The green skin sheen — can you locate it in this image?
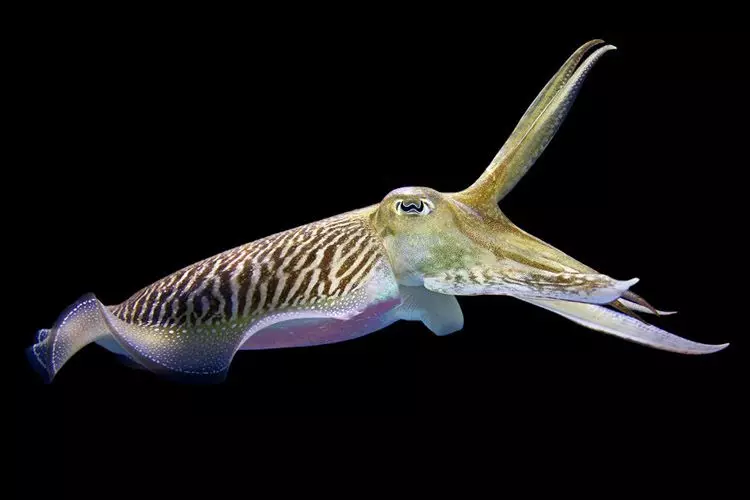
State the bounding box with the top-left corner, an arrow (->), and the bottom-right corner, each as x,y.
374,187 -> 499,286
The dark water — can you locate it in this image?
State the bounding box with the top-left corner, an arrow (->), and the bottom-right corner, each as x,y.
13,27 -> 744,491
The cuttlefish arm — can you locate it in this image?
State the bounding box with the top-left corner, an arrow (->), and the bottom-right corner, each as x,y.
518,298 -> 726,354
423,265 -> 718,353
412,39 -> 726,355
457,39 -> 679,321
619,291 -> 677,316
460,40 -> 617,207
423,263 -> 638,305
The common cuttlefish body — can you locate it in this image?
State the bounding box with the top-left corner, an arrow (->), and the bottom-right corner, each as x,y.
27,40 -> 728,383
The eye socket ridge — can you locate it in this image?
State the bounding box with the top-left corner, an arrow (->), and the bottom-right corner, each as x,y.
395,199 -> 433,215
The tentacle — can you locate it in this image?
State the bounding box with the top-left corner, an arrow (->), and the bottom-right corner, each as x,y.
619,291 -> 677,316
609,299 -> 643,320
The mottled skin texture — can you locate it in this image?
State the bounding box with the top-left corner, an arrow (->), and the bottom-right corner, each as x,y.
27,40 -> 728,383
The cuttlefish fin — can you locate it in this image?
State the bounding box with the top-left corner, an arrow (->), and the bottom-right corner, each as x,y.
518,297 -> 728,355
26,292 -> 231,383
26,293 -> 108,383
459,40 -> 616,207
95,336 -> 150,371
423,264 -> 637,305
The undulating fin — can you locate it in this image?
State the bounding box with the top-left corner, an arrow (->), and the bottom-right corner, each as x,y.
35,328 -> 50,344
26,293 -> 109,383
94,336 -> 148,370
24,292 -> 228,383
459,40 -> 616,206
396,285 -> 464,336
95,335 -> 130,355
518,297 -> 728,354
423,264 -> 637,305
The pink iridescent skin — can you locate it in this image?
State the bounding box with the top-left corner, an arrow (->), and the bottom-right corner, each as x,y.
240,297 -> 402,350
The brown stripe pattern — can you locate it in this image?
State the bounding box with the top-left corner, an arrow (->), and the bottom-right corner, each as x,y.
110,213 -> 384,328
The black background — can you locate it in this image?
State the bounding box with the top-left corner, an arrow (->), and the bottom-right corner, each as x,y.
13,25 -> 745,481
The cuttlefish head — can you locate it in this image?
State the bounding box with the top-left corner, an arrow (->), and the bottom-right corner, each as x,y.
374,186 -> 499,286
370,39 -> 729,355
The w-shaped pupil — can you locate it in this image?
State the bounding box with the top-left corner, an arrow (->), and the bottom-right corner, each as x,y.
400,200 -> 424,213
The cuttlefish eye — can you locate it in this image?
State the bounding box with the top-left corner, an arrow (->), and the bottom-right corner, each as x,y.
395,199 -> 433,216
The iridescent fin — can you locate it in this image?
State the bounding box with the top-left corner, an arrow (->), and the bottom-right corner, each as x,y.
25,293 -> 236,383
27,258 -> 402,383
423,264 -> 637,305
95,308 -> 244,384
519,298 -> 728,354
96,337 -> 148,371
35,328 -> 50,343
26,294 -> 109,383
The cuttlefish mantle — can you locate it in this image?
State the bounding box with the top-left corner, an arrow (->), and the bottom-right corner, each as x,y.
27,39 -> 728,383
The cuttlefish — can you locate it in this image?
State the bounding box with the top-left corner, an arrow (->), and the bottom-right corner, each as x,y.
27,40 -> 729,383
